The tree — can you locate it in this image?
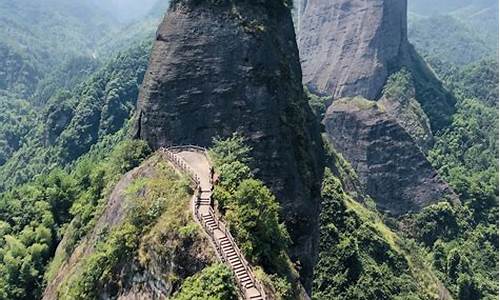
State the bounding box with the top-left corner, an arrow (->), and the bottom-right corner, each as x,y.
173,264 -> 237,300
226,179 -> 289,270
457,274 -> 481,300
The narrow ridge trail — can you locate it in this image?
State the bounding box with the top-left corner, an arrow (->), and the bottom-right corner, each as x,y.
160,146 -> 267,300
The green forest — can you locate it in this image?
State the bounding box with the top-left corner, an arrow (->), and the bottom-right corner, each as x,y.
0,0 -> 497,299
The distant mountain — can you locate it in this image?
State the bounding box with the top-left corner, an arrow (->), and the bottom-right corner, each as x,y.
96,0 -> 171,55
89,0 -> 159,22
0,0 -> 119,97
408,14 -> 496,66
408,0 -> 497,16
408,0 -> 498,58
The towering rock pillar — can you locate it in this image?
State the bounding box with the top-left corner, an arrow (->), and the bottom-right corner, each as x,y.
299,0 -> 409,100
134,0 -> 323,288
298,0 -> 455,132
298,0 -> 459,214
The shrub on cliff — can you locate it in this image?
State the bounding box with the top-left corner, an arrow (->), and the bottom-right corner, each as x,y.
173,263 -> 237,300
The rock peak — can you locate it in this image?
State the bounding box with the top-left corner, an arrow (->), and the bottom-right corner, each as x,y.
298,0 -> 409,100
134,0 -> 323,289
298,0 -> 456,132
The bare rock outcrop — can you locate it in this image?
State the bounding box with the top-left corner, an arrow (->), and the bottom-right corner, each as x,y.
299,0 -> 408,100
322,98 -> 459,215
298,0 -> 456,132
378,68 -> 434,151
133,0 -> 323,289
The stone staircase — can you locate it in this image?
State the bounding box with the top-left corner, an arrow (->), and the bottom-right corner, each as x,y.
160,146 -> 266,300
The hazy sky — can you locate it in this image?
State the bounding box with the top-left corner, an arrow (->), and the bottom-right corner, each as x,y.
90,0 -> 159,22
408,0 -> 498,15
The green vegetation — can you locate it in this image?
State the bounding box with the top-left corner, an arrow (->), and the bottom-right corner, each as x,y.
379,68 -> 434,149
402,202 -> 498,299
429,99 -> 498,225
0,95 -> 35,166
445,59 -> 498,107
226,179 -> 290,270
0,42 -> 151,192
172,263 -> 237,300
409,14 -> 496,66
0,0 -> 117,98
383,68 -> 412,98
0,139 -> 150,300
59,157 -> 199,299
305,86 -> 331,120
400,40 -> 499,299
313,168 -> 436,300
210,134 -> 296,298
210,135 -> 289,269
407,91 -> 499,300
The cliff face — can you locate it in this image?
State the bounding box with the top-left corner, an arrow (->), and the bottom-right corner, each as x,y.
298,0 -> 408,100
298,0 -> 455,132
322,98 -> 459,215
134,0 -> 323,288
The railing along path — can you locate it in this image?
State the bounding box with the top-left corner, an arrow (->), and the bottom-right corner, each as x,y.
160,146 -> 267,300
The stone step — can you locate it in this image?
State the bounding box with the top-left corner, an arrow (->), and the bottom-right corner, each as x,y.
222,246 -> 234,252
206,223 -> 217,229
239,276 -> 251,284
244,282 -> 255,289
229,257 -> 240,264
225,250 -> 237,257
226,250 -> 238,257
222,243 -> 234,249
163,150 -> 266,299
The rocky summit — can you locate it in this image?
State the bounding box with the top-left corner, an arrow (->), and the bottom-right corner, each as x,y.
298,0 -> 456,132
298,0 -> 408,100
134,0 -> 323,288
323,98 -> 459,215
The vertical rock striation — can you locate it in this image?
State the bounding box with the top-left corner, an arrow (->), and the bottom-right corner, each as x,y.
299,0 -> 408,100
297,0 -> 458,215
134,0 -> 323,289
298,0 -> 455,132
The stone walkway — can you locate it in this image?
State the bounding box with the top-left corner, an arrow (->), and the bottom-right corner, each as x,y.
161,147 -> 266,300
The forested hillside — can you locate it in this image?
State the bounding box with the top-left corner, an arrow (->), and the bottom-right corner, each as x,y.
408,0 -> 498,68
0,0 -> 119,98
0,0 -> 497,300
0,42 -> 151,191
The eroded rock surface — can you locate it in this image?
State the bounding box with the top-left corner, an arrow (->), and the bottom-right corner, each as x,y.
322,98 -> 458,215
298,0 -> 409,100
298,0 -> 455,132
378,69 -> 434,151
134,0 -> 323,289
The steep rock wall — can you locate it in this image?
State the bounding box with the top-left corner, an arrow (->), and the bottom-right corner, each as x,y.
298,0 -> 408,100
298,0 -> 455,132
322,98 -> 459,215
133,0 -> 323,289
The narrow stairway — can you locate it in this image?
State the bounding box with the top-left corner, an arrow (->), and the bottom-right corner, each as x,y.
160,146 -> 266,300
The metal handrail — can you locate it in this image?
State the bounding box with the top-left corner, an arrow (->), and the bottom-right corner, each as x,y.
161,145 -> 266,300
